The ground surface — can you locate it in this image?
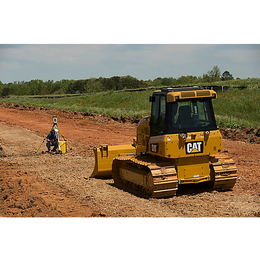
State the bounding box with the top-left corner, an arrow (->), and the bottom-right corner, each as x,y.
0,103 -> 259,217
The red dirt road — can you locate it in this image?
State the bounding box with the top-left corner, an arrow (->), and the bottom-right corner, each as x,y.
0,104 -> 259,217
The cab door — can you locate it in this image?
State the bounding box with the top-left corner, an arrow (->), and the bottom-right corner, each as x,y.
150,94 -> 166,136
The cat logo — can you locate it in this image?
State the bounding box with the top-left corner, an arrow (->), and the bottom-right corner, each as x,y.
186,141 -> 203,154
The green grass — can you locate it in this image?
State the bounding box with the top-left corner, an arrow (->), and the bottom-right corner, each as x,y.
0,87 -> 259,129
213,87 -> 260,128
0,90 -> 154,118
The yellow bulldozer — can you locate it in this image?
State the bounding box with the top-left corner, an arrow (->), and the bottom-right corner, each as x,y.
91,87 -> 237,198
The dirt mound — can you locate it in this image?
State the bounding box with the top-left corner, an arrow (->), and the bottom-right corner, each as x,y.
220,127 -> 260,144
0,102 -> 140,124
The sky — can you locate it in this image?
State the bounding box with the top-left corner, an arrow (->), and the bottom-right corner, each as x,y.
0,44 -> 259,84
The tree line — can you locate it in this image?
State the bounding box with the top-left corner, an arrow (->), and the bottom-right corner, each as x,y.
149,66 -> 234,86
0,76 -> 150,97
0,66 -> 235,97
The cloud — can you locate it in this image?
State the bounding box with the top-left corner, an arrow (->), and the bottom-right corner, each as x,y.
0,60 -> 21,72
0,44 -> 220,71
103,44 -> 214,68
0,44 -> 259,83
0,45 -> 106,65
216,45 -> 260,63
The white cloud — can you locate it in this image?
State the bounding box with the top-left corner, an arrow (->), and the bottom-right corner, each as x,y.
0,45 -> 107,65
0,60 -> 21,72
0,44 -> 259,83
106,45 -> 214,68
217,46 -> 260,63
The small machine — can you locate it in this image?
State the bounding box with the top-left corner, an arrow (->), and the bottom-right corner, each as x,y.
91,87 -> 237,198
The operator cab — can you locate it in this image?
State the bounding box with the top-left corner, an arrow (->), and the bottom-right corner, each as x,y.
150,87 -> 217,136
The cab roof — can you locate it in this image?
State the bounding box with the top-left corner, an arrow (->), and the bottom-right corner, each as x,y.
153,87 -> 217,102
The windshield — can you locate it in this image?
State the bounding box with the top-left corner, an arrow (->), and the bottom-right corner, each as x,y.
167,98 -> 217,133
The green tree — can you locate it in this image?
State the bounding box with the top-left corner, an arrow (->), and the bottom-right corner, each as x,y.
208,65 -> 221,81
1,86 -> 10,97
67,80 -> 85,94
221,71 -> 234,81
203,66 -> 221,82
152,77 -> 163,86
177,75 -> 197,85
50,81 -> 62,94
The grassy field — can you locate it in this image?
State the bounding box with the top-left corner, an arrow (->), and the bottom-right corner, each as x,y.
213,87 -> 260,128
197,77 -> 260,88
0,87 -> 259,129
0,90 -> 154,118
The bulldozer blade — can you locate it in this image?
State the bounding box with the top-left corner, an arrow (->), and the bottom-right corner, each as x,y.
90,144 -> 136,179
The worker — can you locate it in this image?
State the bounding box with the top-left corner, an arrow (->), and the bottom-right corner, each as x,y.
46,129 -> 58,152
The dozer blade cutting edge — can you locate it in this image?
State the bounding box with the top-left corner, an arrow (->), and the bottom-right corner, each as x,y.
90,144 -> 136,179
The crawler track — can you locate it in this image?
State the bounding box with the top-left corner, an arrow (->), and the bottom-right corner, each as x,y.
113,153 -> 238,198
112,156 -> 178,198
210,153 -> 238,190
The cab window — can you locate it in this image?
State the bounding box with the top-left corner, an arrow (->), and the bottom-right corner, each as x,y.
150,95 -> 166,136
168,99 -> 217,133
